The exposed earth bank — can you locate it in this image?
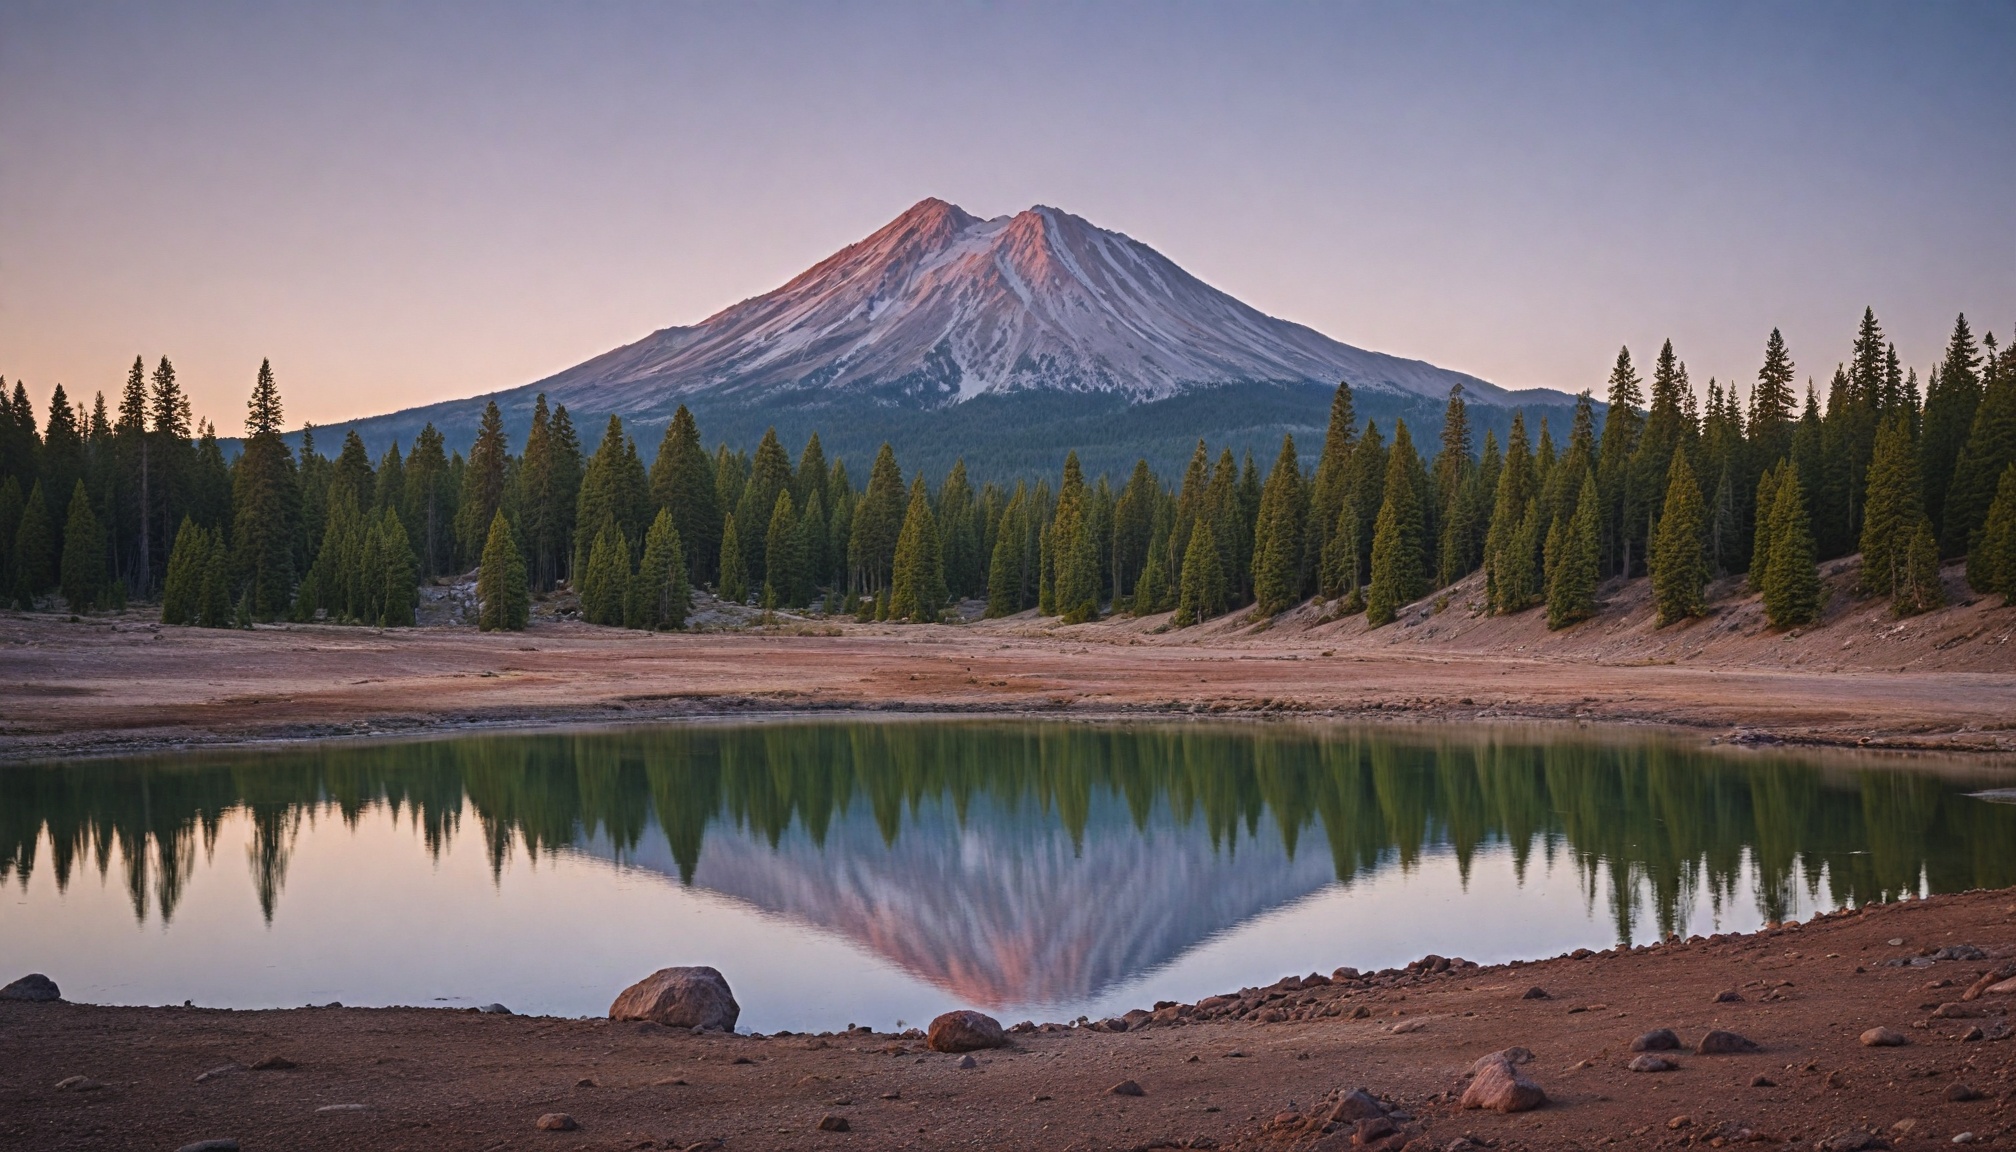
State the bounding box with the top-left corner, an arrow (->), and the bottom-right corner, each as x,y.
1,557 -> 2012,763
4,888 -> 2014,1151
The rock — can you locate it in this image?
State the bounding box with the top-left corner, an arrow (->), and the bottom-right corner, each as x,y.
1960,1025 -> 1985,1042
1982,976 -> 2016,996
608,966 -> 739,1032
1631,1028 -> 1682,1052
1352,1116 -> 1398,1145
1713,988 -> 1744,1003
315,1104 -> 366,1113
1460,1054 -> 1545,1114
1860,1027 -> 1910,1048
1933,945 -> 1986,961
54,1075 -> 104,1091
955,1054 -> 978,1069
1107,1079 -> 1145,1097
175,1142 -> 240,1152
250,1056 -> 296,1070
1519,986 -> 1549,1000
1329,1089 -> 1387,1122
1814,1129 -> 1886,1151
1387,1018 -> 1427,1034
1629,1055 -> 1677,1073
1944,1083 -> 1984,1103
1,973 -> 60,1001
194,1064 -> 242,1083
926,1010 -> 1007,1053
479,1003 -> 513,1014
535,1113 -> 578,1131
1694,1030 -> 1760,1054
1467,1047 -> 1533,1074
816,1114 -> 850,1132
1954,1132 -> 1978,1144
1349,1005 -> 1372,1019
1750,1074 -> 1777,1087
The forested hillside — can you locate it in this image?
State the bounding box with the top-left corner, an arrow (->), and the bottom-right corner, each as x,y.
3,308 -> 2014,635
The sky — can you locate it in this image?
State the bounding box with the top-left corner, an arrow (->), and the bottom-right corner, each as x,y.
3,1 -> 2013,431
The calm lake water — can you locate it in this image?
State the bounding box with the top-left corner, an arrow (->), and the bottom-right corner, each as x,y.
4,720 -> 2014,1033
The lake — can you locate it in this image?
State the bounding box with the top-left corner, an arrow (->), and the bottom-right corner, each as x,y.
4,719 -> 2013,1034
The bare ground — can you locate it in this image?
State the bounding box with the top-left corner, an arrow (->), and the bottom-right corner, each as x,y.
0,557 -> 2011,763
4,888 -> 2014,1151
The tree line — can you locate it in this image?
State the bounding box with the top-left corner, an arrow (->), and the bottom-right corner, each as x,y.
1,306 -> 2012,631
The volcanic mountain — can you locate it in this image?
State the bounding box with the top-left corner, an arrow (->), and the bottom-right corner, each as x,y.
326,199 -> 1579,476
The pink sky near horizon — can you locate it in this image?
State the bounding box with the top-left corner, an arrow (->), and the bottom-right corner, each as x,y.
2,3 -> 2012,432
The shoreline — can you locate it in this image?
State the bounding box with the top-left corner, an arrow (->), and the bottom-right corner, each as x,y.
5,887 -> 2012,1151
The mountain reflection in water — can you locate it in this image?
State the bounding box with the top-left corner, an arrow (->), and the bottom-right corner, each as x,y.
5,721 -> 2013,1012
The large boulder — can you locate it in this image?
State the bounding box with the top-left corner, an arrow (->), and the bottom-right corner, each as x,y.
1,974 -> 60,1002
1460,1052 -> 1546,1114
608,966 -> 738,1031
926,1010 -> 1008,1053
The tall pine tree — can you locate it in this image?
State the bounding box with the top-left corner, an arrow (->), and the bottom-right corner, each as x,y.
1649,448 -> 1708,626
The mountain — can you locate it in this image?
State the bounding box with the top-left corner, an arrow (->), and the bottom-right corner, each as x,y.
312,199 -> 1581,477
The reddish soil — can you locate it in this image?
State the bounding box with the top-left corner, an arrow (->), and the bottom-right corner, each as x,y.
1,558 -> 2011,763
4,888 -> 2013,1151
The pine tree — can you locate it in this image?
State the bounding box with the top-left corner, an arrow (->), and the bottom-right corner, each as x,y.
648,406 -> 721,584
59,481 -> 105,611
1859,413 -> 1926,598
12,480 -> 53,605
717,512 -> 748,603
1750,328 -> 1798,467
762,489 -> 803,609
160,516 -> 204,624
232,360 -> 299,620
1761,466 -> 1821,628
517,395 -> 559,590
476,510 -> 529,631
1649,449 -> 1708,626
1750,462 -> 1783,592
1050,452 -> 1099,623
888,477 -> 946,622
795,488 -> 827,606
985,485 -> 1032,617
1174,499 -> 1228,625
1251,435 -> 1307,617
457,401 -> 508,566
1484,412 -> 1537,613
1948,346 -> 2016,565
1365,422 -> 1427,626
0,476 -> 19,589
1894,518 -> 1945,617
848,444 -> 904,597
1111,459 -> 1157,605
1971,463 -> 2016,605
197,530 -> 232,628
377,509 -> 418,626
1922,314 -> 1982,540
628,508 -> 691,630
1546,470 -> 1600,628
1318,491 -> 1362,608
1597,347 -> 1646,575
405,423 -> 456,580
579,520 -> 629,626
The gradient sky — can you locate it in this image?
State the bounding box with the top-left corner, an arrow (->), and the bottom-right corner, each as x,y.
3,2 -> 2012,431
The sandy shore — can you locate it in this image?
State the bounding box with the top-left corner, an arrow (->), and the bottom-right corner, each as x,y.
4,888 -> 2013,1151
1,598 -> 2012,763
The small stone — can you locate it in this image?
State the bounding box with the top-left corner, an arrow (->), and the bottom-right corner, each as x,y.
1892,1120 -> 1917,1136
1668,1115 -> 1693,1130
1460,1054 -> 1545,1113
1349,1005 -> 1372,1019
1887,938 -> 1906,947
653,1077 -> 688,1086
1352,1116 -> 1398,1145
175,1142 -> 240,1152
925,1009 -> 1008,1053
1628,1055 -> 1677,1073
1712,989 -> 1743,1003
1815,1130 -> 1883,1152
1944,1083 -> 1984,1103
1,973 -> 60,1002
1694,1030 -> 1760,1055
1387,1018 -> 1427,1034
1520,986 -> 1549,1000
54,1075 -> 104,1091
250,1056 -> 296,1070
955,1054 -> 977,1069
315,1104 -> 366,1113
1960,1025 -> 1984,1042
1329,1088 -> 1386,1122
1107,1079 -> 1145,1097
816,1114 -> 849,1132
1749,1074 -> 1777,1087
608,966 -> 740,1032
1631,1028 -> 1681,1052
879,1091 -> 900,1100
194,1064 -> 242,1083
535,1113 -> 577,1131
479,1003 -> 513,1014
1932,1002 -> 1982,1019
576,1077 -> 597,1087
1860,1027 -> 1909,1048
1954,1132 -> 1978,1144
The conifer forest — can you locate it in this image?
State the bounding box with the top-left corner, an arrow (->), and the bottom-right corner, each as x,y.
3,309 -> 2015,635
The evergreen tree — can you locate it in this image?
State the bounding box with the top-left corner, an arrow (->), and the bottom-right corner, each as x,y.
1945,344 -> 2016,561
1251,434 -> 1307,617
579,520 -> 629,626
888,477 -> 946,622
1050,452 -> 1099,623
762,489 -> 803,609
1365,422 -> 1427,626
232,360 -> 299,620
1111,459 -> 1157,605
161,518 -> 204,625
332,429 -> 376,510
794,432 -> 829,510
1971,463 -> 2016,605
12,480 -> 52,605
1169,439 -> 1211,582
517,396 -> 559,590
1749,462 -> 1783,592
848,444 -> 904,597
1750,327 -> 1798,467
1174,499 -> 1228,625
1546,470 -> 1600,629
1133,523 -> 1172,616
377,508 -> 418,626
1597,347 -> 1646,575
717,512 -> 748,603
1649,449 -> 1708,626
0,476 -> 19,586
59,480 -> 105,611
1484,412 -> 1537,613
404,423 -> 456,580
985,484 -> 1032,617
1894,518 -> 1945,617
1760,466 -> 1822,628
1859,413 -> 1926,598
735,428 -> 795,587
1922,314 -> 1982,540
456,401 -> 508,565
197,529 -> 232,628
1318,491 -> 1362,608
936,460 -> 983,600
476,509 -> 529,631
628,508 -> 691,630
574,415 -> 648,577
794,488 -> 827,607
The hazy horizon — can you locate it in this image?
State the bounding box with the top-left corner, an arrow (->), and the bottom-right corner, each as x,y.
3,2 -> 2012,431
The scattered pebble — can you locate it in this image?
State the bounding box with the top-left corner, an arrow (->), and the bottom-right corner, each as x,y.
535,1113 -> 577,1131
1107,1079 -> 1145,1097
175,1142 -> 239,1152
1631,1028 -> 1681,1052
1713,988 -> 1743,1003
1749,1074 -> 1777,1088
1694,1029 -> 1760,1055
1387,1018 -> 1427,1034
1519,986 -> 1549,1000
479,1003 -> 513,1015
54,1075 -> 104,1092
576,1077 -> 598,1087
1859,1027 -> 1909,1048
956,1054 -> 978,1070
815,1113 -> 849,1132
250,1056 -> 296,1071
1944,1083 -> 1984,1103
1628,1055 -> 1677,1073
194,1064 -> 242,1083
315,1104 -> 366,1113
